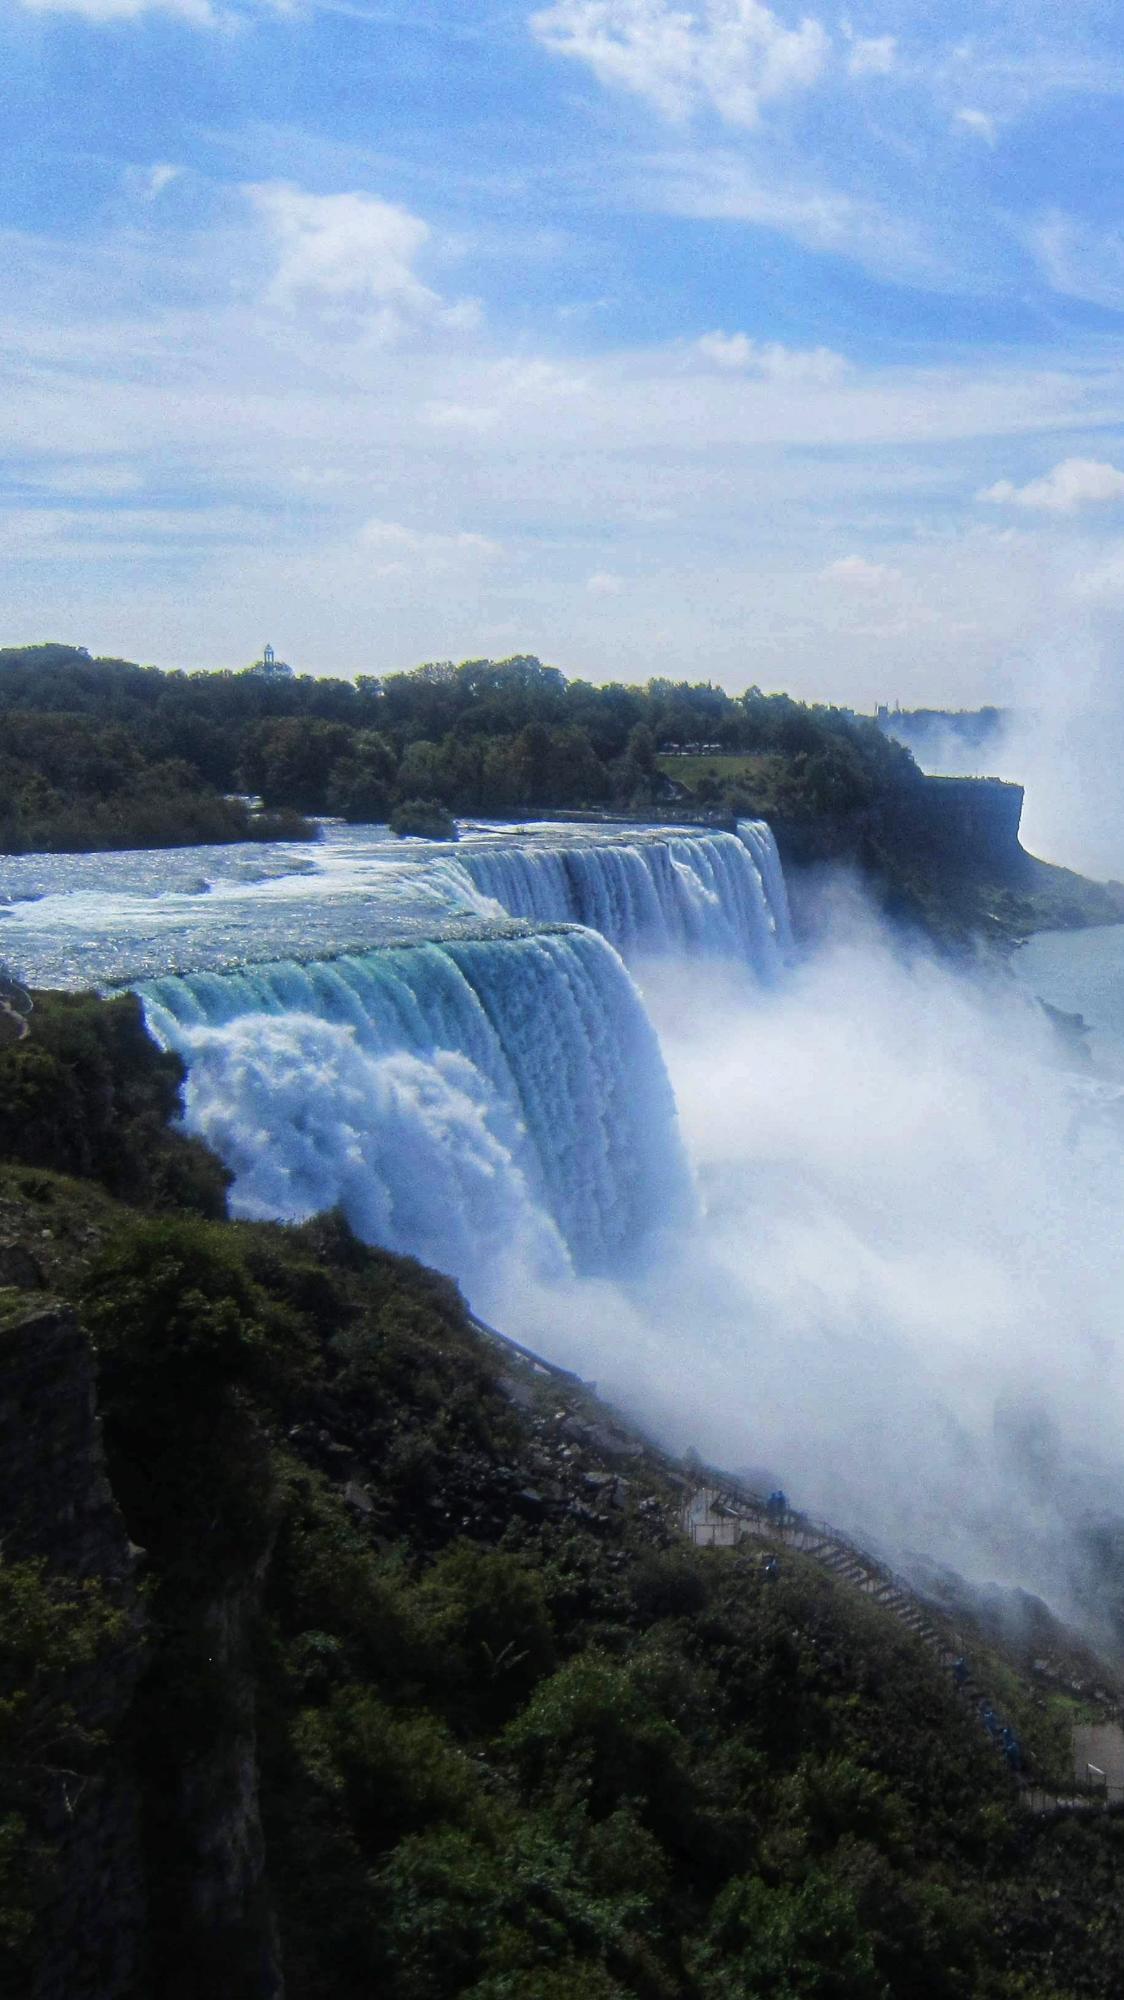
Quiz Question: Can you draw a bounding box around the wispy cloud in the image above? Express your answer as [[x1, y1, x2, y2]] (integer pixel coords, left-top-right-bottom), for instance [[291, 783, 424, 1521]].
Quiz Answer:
[[358, 517, 503, 572], [822, 553, 899, 589], [842, 27, 894, 77], [954, 106, 997, 145], [641, 148, 945, 287], [529, 0, 829, 126], [122, 162, 185, 200], [6, 186, 1124, 694], [1029, 211, 1124, 312], [19, 0, 218, 20]]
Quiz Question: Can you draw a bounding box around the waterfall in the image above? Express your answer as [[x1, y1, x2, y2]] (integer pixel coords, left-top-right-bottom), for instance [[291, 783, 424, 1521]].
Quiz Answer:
[[120, 820, 795, 1310], [736, 821, 793, 951], [142, 926, 691, 1306], [450, 828, 788, 972]]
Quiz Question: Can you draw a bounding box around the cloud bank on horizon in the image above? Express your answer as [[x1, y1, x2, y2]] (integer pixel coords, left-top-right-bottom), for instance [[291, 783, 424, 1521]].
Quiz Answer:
[[4, 0, 1124, 716]]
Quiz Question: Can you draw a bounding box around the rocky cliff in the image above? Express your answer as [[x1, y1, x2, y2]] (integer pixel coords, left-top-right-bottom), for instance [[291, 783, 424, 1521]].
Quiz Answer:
[[0, 1300, 144, 2000], [886, 775, 1028, 876]]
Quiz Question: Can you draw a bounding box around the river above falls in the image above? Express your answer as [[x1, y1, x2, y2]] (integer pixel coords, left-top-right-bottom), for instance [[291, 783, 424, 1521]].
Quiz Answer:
[[0, 818, 785, 989]]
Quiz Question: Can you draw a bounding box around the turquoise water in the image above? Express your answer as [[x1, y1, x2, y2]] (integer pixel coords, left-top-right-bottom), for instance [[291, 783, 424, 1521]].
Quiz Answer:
[[0, 819, 785, 991], [1011, 925, 1124, 1071]]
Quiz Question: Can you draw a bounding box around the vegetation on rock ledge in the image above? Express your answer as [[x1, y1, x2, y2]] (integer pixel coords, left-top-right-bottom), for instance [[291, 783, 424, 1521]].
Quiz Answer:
[[4, 640, 1121, 946], [0, 990, 1123, 1994]]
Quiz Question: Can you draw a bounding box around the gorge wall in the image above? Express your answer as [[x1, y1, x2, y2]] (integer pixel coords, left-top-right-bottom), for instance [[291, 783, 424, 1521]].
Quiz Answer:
[[0, 1301, 144, 2000], [770, 774, 1028, 879], [887, 776, 1028, 874]]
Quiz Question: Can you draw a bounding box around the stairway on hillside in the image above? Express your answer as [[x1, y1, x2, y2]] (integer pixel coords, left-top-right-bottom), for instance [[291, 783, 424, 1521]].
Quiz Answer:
[[682, 1482, 1120, 1817], [466, 1310, 1120, 1821]]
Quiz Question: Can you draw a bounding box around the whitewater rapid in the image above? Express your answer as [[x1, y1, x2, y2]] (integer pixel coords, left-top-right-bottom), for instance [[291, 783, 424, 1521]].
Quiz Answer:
[[10, 810, 1124, 1620], [451, 822, 791, 968], [0, 818, 787, 986], [142, 928, 692, 1290], [108, 819, 791, 1304]]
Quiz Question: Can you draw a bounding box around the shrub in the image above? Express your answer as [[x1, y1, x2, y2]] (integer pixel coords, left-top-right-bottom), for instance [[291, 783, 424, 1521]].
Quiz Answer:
[[389, 799, 458, 841], [414, 1544, 557, 1728], [0, 991, 229, 1215]]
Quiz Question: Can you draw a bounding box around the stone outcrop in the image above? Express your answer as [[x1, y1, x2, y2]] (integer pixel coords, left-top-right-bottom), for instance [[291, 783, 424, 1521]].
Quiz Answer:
[[164, 1558, 284, 2000], [886, 775, 1028, 876], [0, 1301, 146, 2000], [0, 1294, 284, 1998], [773, 774, 1028, 880]]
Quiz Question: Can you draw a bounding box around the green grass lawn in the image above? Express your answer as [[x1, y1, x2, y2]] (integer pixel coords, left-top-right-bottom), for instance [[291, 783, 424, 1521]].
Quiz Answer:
[[657, 751, 775, 791]]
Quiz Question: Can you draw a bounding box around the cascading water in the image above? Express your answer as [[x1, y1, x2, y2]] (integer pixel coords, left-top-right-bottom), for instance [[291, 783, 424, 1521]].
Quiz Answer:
[[142, 925, 692, 1308], [737, 821, 793, 952], [4, 816, 792, 1312], [445, 826, 789, 972]]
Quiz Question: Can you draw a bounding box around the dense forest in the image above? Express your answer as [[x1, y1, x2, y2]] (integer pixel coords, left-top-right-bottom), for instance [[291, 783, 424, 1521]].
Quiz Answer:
[[0, 642, 918, 853], [3, 989, 1124, 1998], [4, 640, 1122, 946]]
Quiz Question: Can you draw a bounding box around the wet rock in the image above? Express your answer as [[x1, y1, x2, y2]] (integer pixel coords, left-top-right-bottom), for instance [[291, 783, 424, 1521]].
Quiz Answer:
[[343, 1480, 374, 1517], [0, 1239, 45, 1288]]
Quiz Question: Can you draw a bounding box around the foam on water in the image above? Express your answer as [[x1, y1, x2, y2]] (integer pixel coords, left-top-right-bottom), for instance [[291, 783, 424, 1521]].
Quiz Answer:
[[4, 816, 791, 1317], [448, 825, 788, 970], [0, 819, 791, 987], [142, 926, 692, 1305]]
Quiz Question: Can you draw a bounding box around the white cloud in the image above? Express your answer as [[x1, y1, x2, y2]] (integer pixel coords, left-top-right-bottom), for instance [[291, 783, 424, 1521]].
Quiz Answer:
[[11, 215, 1124, 697], [1070, 542, 1124, 603], [697, 329, 847, 381], [123, 161, 186, 199], [586, 569, 623, 593], [955, 107, 998, 145], [822, 554, 899, 589], [422, 400, 499, 432], [980, 458, 1124, 513], [529, 0, 829, 127], [421, 358, 589, 434], [846, 33, 894, 77], [358, 518, 503, 574], [18, 0, 298, 22], [20, 0, 216, 18], [246, 183, 479, 336]]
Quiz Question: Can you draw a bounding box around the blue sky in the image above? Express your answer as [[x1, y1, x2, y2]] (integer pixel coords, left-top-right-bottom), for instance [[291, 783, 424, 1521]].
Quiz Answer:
[[5, 0, 1124, 702]]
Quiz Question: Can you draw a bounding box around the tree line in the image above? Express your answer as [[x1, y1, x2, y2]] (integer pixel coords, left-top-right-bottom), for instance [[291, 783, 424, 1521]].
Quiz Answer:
[[0, 643, 919, 853]]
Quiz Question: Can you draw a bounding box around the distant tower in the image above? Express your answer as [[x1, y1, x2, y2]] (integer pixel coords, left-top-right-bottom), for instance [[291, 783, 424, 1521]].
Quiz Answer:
[[250, 641, 292, 678]]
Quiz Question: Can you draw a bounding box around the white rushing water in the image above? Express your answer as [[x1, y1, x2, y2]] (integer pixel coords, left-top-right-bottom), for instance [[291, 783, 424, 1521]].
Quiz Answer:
[[0, 818, 787, 986], [452, 823, 788, 969], [1, 817, 786, 1305], [7, 811, 1124, 1628], [141, 928, 692, 1292], [129, 822, 790, 1299]]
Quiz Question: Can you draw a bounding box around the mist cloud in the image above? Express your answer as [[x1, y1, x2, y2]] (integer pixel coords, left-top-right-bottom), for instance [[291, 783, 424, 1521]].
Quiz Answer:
[[494, 888, 1124, 1638]]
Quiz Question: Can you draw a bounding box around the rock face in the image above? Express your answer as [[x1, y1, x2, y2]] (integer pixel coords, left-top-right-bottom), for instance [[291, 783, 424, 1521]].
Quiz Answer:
[[0, 1302, 146, 2000], [0, 1296, 283, 1999], [889, 776, 1028, 876], [773, 775, 1028, 880], [163, 1557, 285, 2000]]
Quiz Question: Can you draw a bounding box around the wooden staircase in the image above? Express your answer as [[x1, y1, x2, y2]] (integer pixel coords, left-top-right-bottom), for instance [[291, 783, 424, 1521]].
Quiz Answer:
[[682, 1480, 1116, 1816]]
